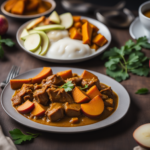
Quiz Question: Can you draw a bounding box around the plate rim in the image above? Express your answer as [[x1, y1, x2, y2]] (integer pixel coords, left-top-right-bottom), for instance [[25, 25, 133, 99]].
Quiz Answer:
[[1, 67, 130, 133], [1, 0, 56, 19], [129, 17, 139, 39], [16, 16, 111, 63]]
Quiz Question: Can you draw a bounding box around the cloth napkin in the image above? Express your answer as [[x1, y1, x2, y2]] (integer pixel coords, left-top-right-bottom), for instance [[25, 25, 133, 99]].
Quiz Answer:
[[0, 126, 17, 150]]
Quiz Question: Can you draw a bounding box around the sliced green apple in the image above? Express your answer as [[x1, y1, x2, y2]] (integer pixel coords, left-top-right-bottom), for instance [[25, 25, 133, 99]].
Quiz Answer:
[[20, 29, 29, 40], [29, 30, 49, 55], [49, 11, 60, 24], [24, 33, 41, 52], [26, 19, 37, 30], [34, 46, 42, 55], [60, 12, 73, 29], [33, 24, 65, 31]]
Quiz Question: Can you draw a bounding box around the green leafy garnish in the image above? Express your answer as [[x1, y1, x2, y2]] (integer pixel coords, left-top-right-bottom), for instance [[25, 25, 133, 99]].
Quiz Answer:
[[80, 84, 88, 90], [135, 88, 149, 95], [101, 36, 150, 82], [0, 36, 15, 58], [60, 81, 74, 92], [9, 129, 39, 145]]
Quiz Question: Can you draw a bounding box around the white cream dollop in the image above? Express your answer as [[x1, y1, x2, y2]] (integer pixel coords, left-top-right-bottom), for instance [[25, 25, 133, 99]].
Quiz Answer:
[[46, 30, 69, 42], [46, 38, 94, 59]]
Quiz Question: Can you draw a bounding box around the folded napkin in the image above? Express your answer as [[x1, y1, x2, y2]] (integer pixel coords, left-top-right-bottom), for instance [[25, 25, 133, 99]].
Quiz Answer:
[[0, 126, 17, 150], [133, 146, 147, 150]]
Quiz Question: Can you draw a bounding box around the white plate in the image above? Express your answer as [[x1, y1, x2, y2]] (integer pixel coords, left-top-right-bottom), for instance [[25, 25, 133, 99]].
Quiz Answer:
[[16, 16, 111, 63], [129, 17, 150, 42], [1, 67, 130, 133], [1, 0, 56, 19]]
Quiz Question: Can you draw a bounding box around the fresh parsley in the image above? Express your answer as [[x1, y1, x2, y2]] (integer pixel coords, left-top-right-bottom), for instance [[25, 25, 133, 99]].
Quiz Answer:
[[135, 88, 149, 95], [60, 81, 74, 92], [0, 36, 15, 58], [80, 84, 88, 90], [9, 129, 39, 145], [101, 36, 150, 82]]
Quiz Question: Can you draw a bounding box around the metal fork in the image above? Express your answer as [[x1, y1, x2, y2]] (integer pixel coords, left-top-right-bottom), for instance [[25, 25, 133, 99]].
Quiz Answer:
[[0, 65, 20, 89]]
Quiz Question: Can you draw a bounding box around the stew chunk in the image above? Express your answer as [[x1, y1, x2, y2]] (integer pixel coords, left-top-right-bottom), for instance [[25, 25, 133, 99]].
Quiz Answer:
[[33, 88, 49, 106], [46, 88, 74, 103], [65, 77, 82, 86], [65, 102, 81, 117], [46, 103, 64, 121], [42, 74, 65, 87], [11, 84, 34, 106], [81, 78, 101, 90]]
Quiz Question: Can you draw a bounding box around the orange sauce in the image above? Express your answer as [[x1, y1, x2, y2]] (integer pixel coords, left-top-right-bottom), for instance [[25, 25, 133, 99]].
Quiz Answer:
[[143, 10, 150, 18]]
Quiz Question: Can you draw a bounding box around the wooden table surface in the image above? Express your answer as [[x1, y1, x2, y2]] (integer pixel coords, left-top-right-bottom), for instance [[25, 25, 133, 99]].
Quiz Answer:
[[0, 1, 150, 150]]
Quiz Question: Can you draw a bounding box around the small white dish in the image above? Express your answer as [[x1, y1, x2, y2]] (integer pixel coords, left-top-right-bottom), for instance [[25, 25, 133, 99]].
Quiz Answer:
[[16, 16, 111, 63], [1, 67, 130, 133], [1, 0, 56, 19], [129, 17, 150, 42]]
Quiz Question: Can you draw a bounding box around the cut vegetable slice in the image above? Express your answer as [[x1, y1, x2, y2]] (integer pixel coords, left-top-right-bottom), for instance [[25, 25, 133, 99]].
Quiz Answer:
[[24, 33, 41, 52], [29, 30, 49, 55], [34, 46, 42, 55], [20, 29, 29, 40], [49, 11, 60, 24], [33, 24, 65, 31], [60, 13, 73, 29]]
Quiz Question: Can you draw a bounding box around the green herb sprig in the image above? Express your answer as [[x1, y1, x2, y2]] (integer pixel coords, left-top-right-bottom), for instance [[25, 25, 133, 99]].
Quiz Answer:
[[0, 36, 15, 58], [60, 81, 74, 92], [80, 84, 88, 90], [101, 36, 150, 82], [135, 88, 149, 95], [9, 129, 39, 145]]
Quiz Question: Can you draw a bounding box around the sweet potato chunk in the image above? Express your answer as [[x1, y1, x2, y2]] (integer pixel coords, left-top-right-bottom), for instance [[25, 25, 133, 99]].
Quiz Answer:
[[37, 2, 48, 13], [31, 101, 45, 117], [57, 70, 72, 80], [90, 43, 99, 51], [73, 16, 81, 22], [70, 27, 82, 40], [81, 19, 88, 24], [92, 34, 108, 47], [10, 78, 32, 90], [4, 0, 18, 12], [86, 85, 102, 99], [11, 0, 25, 15], [82, 22, 93, 45], [81, 95, 104, 118], [105, 98, 113, 107], [106, 107, 114, 112], [25, 0, 39, 11], [74, 21, 82, 28], [32, 67, 52, 84], [70, 117, 79, 124], [80, 70, 98, 79], [72, 86, 90, 103], [89, 23, 99, 32], [17, 100, 34, 114]]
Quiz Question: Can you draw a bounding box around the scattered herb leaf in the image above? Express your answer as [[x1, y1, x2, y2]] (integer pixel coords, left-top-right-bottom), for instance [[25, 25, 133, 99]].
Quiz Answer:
[[9, 129, 39, 145], [80, 84, 88, 90], [101, 36, 150, 82], [135, 88, 149, 95], [60, 81, 74, 92], [0, 36, 15, 58]]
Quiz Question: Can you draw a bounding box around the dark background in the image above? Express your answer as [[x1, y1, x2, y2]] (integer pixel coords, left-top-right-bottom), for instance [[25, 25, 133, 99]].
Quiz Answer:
[[68, 0, 147, 10]]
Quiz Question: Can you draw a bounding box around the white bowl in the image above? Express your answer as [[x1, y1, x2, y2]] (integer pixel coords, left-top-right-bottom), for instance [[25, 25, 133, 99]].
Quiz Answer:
[[1, 0, 56, 19], [16, 16, 111, 63]]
